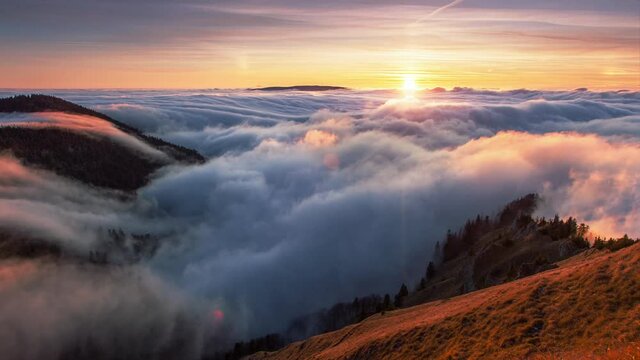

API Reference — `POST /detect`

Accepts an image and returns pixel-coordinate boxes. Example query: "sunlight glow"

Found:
[402,75,419,98]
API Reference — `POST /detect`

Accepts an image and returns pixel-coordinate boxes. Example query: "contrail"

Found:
[411,0,464,26]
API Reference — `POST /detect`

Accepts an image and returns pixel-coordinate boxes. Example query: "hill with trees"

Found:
[0,94,205,265]
[216,194,638,359]
[0,227,161,265]
[249,241,640,359]
[0,94,204,163]
[0,94,204,191]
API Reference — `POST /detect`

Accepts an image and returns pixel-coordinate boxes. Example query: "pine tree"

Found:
[418,277,427,290]
[394,283,409,308]
[383,294,391,312]
[426,261,436,280]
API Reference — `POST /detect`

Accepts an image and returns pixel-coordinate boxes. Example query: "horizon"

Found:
[1,85,637,92]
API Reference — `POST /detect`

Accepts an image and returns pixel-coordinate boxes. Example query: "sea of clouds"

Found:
[0,88,638,358]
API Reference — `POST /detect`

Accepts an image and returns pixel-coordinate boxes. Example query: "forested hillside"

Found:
[218,194,638,360]
[0,94,205,164]
[0,94,205,191]
[250,242,640,359]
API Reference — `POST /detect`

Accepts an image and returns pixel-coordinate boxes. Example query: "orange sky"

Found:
[1,1,639,90]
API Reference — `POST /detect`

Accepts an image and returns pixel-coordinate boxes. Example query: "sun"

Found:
[402,75,419,98]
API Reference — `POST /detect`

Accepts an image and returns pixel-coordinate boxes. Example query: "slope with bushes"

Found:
[406,194,591,306]
[249,242,640,359]
[217,194,629,359]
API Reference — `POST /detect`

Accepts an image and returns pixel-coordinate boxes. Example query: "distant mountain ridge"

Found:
[251,85,348,91]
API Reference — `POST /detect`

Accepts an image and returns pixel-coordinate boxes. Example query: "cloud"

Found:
[73,89,640,155]
[0,155,121,250]
[140,129,640,338]
[0,88,638,352]
[299,129,338,147]
[0,259,207,360]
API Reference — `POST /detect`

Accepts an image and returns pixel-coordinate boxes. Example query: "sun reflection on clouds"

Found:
[299,129,338,147]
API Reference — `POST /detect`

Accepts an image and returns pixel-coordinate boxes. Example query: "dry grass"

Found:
[250,244,640,360]
[533,342,640,359]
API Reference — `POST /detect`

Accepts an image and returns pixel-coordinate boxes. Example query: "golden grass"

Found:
[250,244,640,360]
[533,342,640,359]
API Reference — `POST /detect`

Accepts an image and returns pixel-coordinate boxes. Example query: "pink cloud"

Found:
[299,129,338,147]
[451,131,640,237]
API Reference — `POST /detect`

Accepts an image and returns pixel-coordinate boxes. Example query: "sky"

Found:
[1,0,639,89]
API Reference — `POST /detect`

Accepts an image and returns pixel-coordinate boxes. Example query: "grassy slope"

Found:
[250,243,640,359]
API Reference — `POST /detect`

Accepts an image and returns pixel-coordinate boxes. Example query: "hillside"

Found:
[405,194,590,306]
[0,127,165,191]
[219,195,639,359]
[0,95,204,262]
[249,242,640,359]
[0,94,204,164]
[0,94,205,191]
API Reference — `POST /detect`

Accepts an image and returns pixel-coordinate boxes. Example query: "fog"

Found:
[0,88,638,357]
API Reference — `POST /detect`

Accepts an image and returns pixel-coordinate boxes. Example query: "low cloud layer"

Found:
[69,88,640,156]
[0,88,638,355]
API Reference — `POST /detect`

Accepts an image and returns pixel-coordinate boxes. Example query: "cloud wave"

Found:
[0,88,638,353]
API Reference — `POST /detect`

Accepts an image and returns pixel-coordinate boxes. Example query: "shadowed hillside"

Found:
[405,194,591,306]
[249,242,640,359]
[0,94,205,164]
[0,95,205,263]
[0,228,160,264]
[0,127,163,191]
[0,95,205,191]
